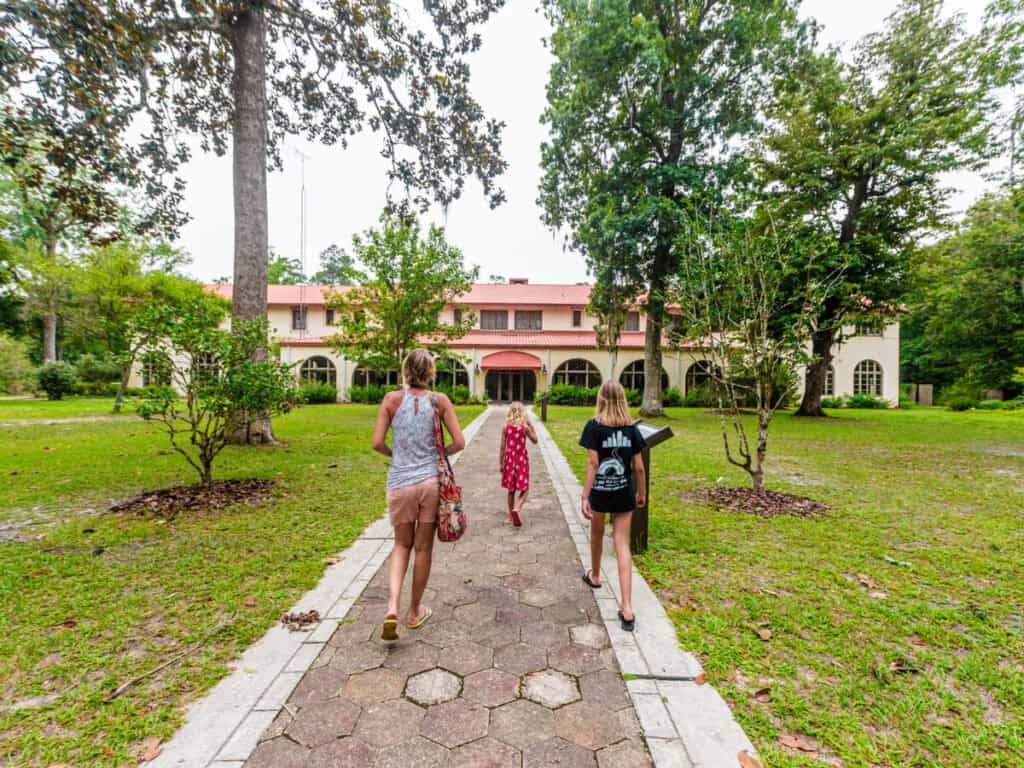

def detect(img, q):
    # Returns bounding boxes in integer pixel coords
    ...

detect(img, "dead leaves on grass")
[690,486,827,518]
[281,609,321,632]
[109,479,274,521]
[139,736,162,761]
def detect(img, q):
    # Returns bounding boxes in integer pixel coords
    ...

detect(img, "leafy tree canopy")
[310,244,356,286]
[267,249,305,285]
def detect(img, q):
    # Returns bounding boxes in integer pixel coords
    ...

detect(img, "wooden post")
[630,445,651,554]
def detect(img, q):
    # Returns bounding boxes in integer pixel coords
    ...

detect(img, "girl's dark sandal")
[618,610,635,632]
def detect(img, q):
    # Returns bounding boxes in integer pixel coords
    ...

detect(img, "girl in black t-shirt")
[579,381,646,631]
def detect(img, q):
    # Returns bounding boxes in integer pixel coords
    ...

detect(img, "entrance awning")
[480,351,542,370]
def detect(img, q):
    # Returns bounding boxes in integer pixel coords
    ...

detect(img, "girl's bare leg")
[611,512,634,621]
[589,512,605,586]
[514,489,529,513]
[407,521,436,624]
[507,490,516,517]
[387,522,415,619]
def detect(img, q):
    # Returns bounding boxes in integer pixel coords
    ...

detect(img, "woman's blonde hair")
[595,380,632,427]
[402,349,436,389]
[506,401,527,425]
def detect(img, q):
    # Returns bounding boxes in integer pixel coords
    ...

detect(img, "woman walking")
[579,381,646,631]
[372,349,466,642]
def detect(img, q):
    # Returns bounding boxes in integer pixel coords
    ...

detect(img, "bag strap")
[430,396,455,480]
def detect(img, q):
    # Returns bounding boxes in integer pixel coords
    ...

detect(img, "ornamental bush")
[663,387,683,407]
[847,393,891,409]
[434,384,471,404]
[0,334,35,394]
[37,361,78,400]
[300,382,338,404]
[547,383,598,405]
[348,384,389,403]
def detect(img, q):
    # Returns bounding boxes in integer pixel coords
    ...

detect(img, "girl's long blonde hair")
[506,401,528,425]
[595,381,632,427]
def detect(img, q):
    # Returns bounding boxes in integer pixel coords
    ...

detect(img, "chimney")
[509,277,529,285]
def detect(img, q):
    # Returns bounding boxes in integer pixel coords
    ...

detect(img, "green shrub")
[946,396,978,412]
[348,384,391,403]
[898,396,916,409]
[682,383,717,408]
[976,399,1004,410]
[937,380,983,407]
[821,396,846,409]
[37,361,79,400]
[847,393,891,409]
[662,387,683,407]
[73,353,121,383]
[546,383,598,405]
[300,382,338,404]
[435,384,471,404]
[0,334,35,394]
[625,387,642,407]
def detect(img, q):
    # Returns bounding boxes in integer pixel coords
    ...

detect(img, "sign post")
[631,421,674,555]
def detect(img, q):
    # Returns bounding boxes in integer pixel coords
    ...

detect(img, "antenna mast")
[291,146,312,338]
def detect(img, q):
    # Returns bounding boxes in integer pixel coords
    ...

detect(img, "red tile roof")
[208,283,593,307]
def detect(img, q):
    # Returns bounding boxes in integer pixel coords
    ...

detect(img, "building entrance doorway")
[485,370,536,402]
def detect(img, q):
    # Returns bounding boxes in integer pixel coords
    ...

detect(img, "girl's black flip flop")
[618,610,636,632]
[582,570,601,589]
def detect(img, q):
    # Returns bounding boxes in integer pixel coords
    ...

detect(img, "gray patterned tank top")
[386,392,438,490]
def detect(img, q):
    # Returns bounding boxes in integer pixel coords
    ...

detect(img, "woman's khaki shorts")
[387,476,440,527]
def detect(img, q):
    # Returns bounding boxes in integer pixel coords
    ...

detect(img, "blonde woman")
[579,381,646,631]
[499,401,538,527]
[372,349,465,642]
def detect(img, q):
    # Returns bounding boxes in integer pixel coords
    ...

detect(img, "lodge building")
[138,280,900,404]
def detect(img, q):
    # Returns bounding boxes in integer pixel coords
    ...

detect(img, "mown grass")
[0,397,135,421]
[546,405,1024,768]
[0,401,483,767]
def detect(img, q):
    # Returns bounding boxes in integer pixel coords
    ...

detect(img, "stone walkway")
[244,408,652,768]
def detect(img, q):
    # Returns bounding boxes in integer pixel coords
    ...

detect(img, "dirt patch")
[109,479,274,520]
[688,486,828,518]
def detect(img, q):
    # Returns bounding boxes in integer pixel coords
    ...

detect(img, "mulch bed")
[109,479,274,520]
[689,486,828,518]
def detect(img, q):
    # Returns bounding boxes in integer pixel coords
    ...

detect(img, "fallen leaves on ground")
[753,687,771,703]
[139,736,162,761]
[779,733,818,754]
[738,750,764,768]
[108,479,274,520]
[281,609,321,632]
[689,486,827,518]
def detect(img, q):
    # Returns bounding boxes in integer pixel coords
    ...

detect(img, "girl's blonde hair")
[506,401,527,425]
[595,380,632,427]
[402,349,436,389]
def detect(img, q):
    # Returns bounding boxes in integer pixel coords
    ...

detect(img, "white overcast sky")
[175,0,1007,284]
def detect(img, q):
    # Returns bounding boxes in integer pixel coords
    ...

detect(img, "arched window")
[823,365,835,396]
[353,367,400,387]
[300,356,337,386]
[553,358,602,388]
[853,360,883,396]
[684,360,719,391]
[435,357,470,388]
[142,355,172,387]
[191,352,220,384]
[620,360,669,392]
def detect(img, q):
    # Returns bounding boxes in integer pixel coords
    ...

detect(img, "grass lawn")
[0,401,483,767]
[546,405,1023,768]
[0,397,137,421]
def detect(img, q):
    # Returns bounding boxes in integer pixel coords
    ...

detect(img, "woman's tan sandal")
[406,606,433,629]
[381,616,399,643]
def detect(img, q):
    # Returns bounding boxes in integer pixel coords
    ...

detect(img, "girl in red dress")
[499,401,538,527]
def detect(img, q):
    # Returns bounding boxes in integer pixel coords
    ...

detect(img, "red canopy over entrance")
[480,351,542,370]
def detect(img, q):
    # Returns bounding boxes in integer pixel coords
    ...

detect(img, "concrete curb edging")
[530,412,758,768]
[147,406,494,768]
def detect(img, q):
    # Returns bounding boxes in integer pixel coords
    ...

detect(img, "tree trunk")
[752,406,769,493]
[42,313,57,363]
[112,361,132,413]
[795,327,834,417]
[640,265,668,417]
[226,8,274,444]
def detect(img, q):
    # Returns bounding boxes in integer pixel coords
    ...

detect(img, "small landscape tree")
[134,296,298,484]
[326,214,477,376]
[673,215,838,493]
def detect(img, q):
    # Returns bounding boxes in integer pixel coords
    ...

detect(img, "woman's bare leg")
[407,521,436,624]
[386,522,415,619]
[589,511,605,586]
[611,512,634,621]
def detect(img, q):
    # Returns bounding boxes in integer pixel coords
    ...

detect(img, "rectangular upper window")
[291,306,307,331]
[855,324,883,337]
[572,309,582,328]
[480,310,508,330]
[325,308,335,326]
[624,311,640,332]
[453,308,463,325]
[515,310,543,331]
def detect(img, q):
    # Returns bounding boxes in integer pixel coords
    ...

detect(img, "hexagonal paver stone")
[259,709,292,742]
[440,641,494,676]
[330,641,387,674]
[463,668,520,708]
[420,699,489,748]
[494,642,547,676]
[569,623,610,650]
[523,670,581,709]
[449,737,522,768]
[384,641,440,676]
[285,697,361,748]
[554,702,625,750]
[453,601,497,626]
[543,603,589,625]
[503,573,535,591]
[490,700,555,750]
[421,619,473,647]
[373,736,449,768]
[474,621,520,649]
[597,739,654,768]
[307,736,376,768]
[579,670,630,711]
[521,587,559,608]
[327,620,375,647]
[491,562,519,578]
[405,668,462,706]
[520,620,570,652]
[343,667,405,706]
[522,737,597,768]
[246,736,309,768]
[355,700,425,748]
[549,644,606,677]
[288,665,347,707]
[496,603,542,625]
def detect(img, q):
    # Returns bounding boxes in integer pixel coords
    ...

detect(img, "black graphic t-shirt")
[579,419,647,513]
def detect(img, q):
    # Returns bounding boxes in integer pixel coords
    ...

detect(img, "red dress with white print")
[501,423,530,492]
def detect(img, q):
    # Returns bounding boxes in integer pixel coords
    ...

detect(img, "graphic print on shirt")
[594,429,631,492]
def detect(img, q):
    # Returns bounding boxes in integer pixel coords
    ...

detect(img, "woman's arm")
[439,394,466,456]
[581,449,599,519]
[371,392,398,457]
[633,453,647,508]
